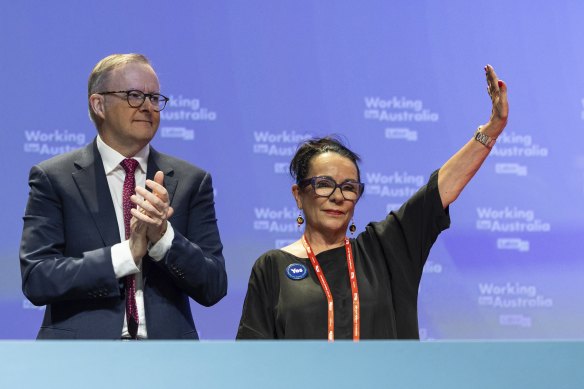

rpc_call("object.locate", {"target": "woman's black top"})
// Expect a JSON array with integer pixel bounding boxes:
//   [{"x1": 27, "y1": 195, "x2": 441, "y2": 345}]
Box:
[{"x1": 237, "y1": 170, "x2": 450, "y2": 339}]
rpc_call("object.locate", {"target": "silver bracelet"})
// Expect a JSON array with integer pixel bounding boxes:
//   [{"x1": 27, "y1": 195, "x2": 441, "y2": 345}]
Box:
[{"x1": 474, "y1": 126, "x2": 496, "y2": 149}]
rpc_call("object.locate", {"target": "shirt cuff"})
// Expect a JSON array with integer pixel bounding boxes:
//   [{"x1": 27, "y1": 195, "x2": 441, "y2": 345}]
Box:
[
  {"x1": 111, "y1": 241, "x2": 141, "y2": 278},
  {"x1": 148, "y1": 222, "x2": 174, "y2": 262}
]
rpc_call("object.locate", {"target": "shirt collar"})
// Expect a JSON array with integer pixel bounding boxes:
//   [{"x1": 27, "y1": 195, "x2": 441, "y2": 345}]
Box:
[{"x1": 96, "y1": 135, "x2": 149, "y2": 175}]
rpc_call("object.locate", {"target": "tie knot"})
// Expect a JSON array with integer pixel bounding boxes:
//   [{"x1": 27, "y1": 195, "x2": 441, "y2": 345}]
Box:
[{"x1": 120, "y1": 158, "x2": 139, "y2": 174}]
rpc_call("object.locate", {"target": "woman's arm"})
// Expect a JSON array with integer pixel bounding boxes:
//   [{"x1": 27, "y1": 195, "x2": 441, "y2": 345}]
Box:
[{"x1": 438, "y1": 64, "x2": 509, "y2": 208}]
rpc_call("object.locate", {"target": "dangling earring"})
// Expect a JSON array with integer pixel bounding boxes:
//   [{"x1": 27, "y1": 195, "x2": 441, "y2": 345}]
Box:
[
  {"x1": 297, "y1": 213, "x2": 304, "y2": 227},
  {"x1": 349, "y1": 219, "x2": 356, "y2": 235}
]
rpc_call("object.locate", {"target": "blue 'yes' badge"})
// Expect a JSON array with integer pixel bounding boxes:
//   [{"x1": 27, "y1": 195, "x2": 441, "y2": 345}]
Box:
[{"x1": 286, "y1": 263, "x2": 308, "y2": 280}]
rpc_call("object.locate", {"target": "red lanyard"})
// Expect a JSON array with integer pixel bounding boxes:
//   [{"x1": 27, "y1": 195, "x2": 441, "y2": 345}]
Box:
[{"x1": 301, "y1": 235, "x2": 360, "y2": 342}]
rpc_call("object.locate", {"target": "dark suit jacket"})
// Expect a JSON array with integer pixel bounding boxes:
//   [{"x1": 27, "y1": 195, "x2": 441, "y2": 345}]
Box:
[{"x1": 19, "y1": 139, "x2": 227, "y2": 339}]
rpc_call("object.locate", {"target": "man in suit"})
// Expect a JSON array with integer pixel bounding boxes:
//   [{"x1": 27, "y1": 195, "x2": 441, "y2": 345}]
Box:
[{"x1": 19, "y1": 53, "x2": 227, "y2": 339}]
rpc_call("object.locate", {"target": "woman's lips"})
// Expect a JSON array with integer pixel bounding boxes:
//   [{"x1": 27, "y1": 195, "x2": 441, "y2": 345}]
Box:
[{"x1": 324, "y1": 210, "x2": 344, "y2": 216}]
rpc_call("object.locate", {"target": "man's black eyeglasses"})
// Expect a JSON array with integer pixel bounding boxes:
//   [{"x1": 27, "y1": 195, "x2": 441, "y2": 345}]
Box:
[{"x1": 97, "y1": 90, "x2": 169, "y2": 111}]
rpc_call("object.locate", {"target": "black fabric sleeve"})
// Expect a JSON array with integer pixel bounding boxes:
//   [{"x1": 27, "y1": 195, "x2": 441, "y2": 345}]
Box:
[
  {"x1": 369, "y1": 169, "x2": 450, "y2": 274},
  {"x1": 236, "y1": 254, "x2": 277, "y2": 339},
  {"x1": 355, "y1": 169, "x2": 450, "y2": 338}
]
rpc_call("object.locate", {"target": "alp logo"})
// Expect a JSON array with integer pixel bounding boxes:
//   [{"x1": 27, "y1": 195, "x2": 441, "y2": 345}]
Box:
[{"x1": 285, "y1": 263, "x2": 308, "y2": 280}]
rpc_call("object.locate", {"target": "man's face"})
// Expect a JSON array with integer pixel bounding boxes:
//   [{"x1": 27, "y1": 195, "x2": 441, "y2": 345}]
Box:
[{"x1": 99, "y1": 62, "x2": 161, "y2": 155}]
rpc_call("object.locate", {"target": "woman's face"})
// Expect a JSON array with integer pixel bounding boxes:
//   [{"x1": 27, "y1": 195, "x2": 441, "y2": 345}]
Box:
[{"x1": 293, "y1": 152, "x2": 360, "y2": 238}]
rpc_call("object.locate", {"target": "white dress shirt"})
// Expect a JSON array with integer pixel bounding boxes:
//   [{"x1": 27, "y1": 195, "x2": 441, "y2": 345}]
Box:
[{"x1": 96, "y1": 136, "x2": 174, "y2": 339}]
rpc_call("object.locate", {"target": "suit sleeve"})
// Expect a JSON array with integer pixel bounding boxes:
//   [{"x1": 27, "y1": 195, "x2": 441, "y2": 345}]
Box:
[
  {"x1": 156, "y1": 171, "x2": 227, "y2": 307},
  {"x1": 19, "y1": 165, "x2": 121, "y2": 306}
]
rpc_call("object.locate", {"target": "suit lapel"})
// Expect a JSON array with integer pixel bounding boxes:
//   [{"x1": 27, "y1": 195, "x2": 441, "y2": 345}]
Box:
[
  {"x1": 71, "y1": 140, "x2": 120, "y2": 247},
  {"x1": 147, "y1": 147, "x2": 178, "y2": 206}
]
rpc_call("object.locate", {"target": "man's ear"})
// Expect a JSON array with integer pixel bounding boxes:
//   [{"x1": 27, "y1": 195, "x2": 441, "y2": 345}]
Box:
[{"x1": 89, "y1": 94, "x2": 106, "y2": 120}]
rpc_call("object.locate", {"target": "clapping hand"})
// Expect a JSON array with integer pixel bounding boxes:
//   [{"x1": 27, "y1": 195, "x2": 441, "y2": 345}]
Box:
[{"x1": 131, "y1": 171, "x2": 174, "y2": 245}]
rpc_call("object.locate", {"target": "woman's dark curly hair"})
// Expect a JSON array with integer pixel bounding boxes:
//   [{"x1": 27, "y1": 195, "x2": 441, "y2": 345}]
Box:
[{"x1": 289, "y1": 136, "x2": 361, "y2": 184}]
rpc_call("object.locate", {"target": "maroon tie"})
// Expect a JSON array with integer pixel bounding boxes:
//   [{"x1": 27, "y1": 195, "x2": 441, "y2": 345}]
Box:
[{"x1": 120, "y1": 158, "x2": 139, "y2": 339}]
